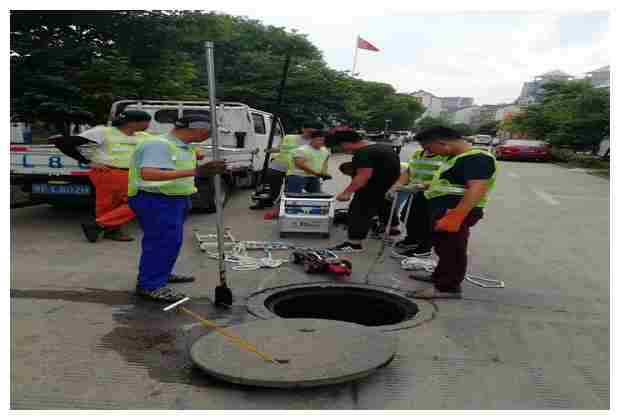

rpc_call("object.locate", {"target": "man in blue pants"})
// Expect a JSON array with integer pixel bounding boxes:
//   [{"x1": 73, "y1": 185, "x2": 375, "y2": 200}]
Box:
[{"x1": 128, "y1": 115, "x2": 226, "y2": 302}]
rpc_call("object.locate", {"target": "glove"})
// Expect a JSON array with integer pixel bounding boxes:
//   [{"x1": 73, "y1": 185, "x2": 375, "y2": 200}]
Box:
[
  {"x1": 320, "y1": 174, "x2": 333, "y2": 181},
  {"x1": 385, "y1": 190, "x2": 396, "y2": 200},
  {"x1": 435, "y1": 209, "x2": 468, "y2": 233}
]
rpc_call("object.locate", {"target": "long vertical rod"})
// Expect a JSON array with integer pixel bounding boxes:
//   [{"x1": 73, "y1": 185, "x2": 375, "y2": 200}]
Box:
[
  {"x1": 352, "y1": 35, "x2": 359, "y2": 76},
  {"x1": 258, "y1": 53, "x2": 292, "y2": 187},
  {"x1": 205, "y1": 41, "x2": 227, "y2": 287}
]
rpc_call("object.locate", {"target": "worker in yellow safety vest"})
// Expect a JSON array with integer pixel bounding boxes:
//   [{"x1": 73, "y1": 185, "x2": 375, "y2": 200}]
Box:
[
  {"x1": 251, "y1": 123, "x2": 322, "y2": 210},
  {"x1": 286, "y1": 130, "x2": 331, "y2": 193},
  {"x1": 390, "y1": 143, "x2": 448, "y2": 258},
  {"x1": 128, "y1": 115, "x2": 226, "y2": 303},
  {"x1": 405, "y1": 126, "x2": 498, "y2": 300}
]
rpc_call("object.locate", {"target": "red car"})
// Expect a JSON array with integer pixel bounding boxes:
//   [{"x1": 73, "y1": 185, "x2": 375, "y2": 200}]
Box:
[{"x1": 494, "y1": 140, "x2": 552, "y2": 162}]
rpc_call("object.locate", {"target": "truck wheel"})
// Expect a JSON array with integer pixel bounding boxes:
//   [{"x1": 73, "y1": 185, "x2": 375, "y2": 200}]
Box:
[{"x1": 191, "y1": 176, "x2": 229, "y2": 213}]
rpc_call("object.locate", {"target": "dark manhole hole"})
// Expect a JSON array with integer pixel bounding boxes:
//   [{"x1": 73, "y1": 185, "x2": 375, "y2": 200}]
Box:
[{"x1": 263, "y1": 285, "x2": 419, "y2": 327}]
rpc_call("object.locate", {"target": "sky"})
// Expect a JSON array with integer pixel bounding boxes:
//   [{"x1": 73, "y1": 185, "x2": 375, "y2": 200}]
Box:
[{"x1": 195, "y1": 2, "x2": 610, "y2": 106}]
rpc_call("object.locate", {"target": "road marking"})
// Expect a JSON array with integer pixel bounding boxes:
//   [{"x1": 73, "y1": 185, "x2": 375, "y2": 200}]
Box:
[
  {"x1": 551, "y1": 195, "x2": 609, "y2": 201},
  {"x1": 507, "y1": 172, "x2": 520, "y2": 179},
  {"x1": 566, "y1": 168, "x2": 609, "y2": 173},
  {"x1": 532, "y1": 189, "x2": 559, "y2": 206}
]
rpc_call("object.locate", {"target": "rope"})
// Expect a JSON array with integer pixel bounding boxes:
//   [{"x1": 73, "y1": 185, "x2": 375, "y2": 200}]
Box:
[
  {"x1": 206, "y1": 242, "x2": 287, "y2": 271},
  {"x1": 400, "y1": 256, "x2": 505, "y2": 288}
]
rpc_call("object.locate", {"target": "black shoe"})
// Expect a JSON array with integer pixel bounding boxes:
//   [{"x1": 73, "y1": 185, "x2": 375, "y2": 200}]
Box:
[
  {"x1": 81, "y1": 223, "x2": 103, "y2": 243},
  {"x1": 408, "y1": 271, "x2": 436, "y2": 283},
  {"x1": 168, "y1": 274, "x2": 196, "y2": 283},
  {"x1": 329, "y1": 241, "x2": 364, "y2": 253},
  {"x1": 394, "y1": 238, "x2": 419, "y2": 250},
  {"x1": 391, "y1": 245, "x2": 432, "y2": 259},
  {"x1": 135, "y1": 286, "x2": 187, "y2": 303}
]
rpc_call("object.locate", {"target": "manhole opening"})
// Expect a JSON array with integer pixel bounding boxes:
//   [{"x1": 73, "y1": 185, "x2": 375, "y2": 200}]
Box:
[{"x1": 264, "y1": 286, "x2": 418, "y2": 327}]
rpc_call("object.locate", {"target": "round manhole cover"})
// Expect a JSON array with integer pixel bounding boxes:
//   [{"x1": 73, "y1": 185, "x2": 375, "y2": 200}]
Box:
[{"x1": 190, "y1": 318, "x2": 397, "y2": 388}]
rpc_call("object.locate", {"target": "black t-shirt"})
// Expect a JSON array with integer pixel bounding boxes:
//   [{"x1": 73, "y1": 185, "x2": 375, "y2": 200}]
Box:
[
  {"x1": 429, "y1": 153, "x2": 496, "y2": 212},
  {"x1": 352, "y1": 144, "x2": 401, "y2": 195}
]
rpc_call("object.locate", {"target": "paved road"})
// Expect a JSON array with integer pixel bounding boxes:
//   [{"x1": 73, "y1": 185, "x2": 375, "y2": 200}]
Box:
[{"x1": 10, "y1": 143, "x2": 609, "y2": 409}]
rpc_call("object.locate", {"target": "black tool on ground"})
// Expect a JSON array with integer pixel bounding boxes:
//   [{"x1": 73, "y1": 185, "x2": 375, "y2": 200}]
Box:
[
  {"x1": 250, "y1": 53, "x2": 292, "y2": 208},
  {"x1": 205, "y1": 41, "x2": 233, "y2": 308}
]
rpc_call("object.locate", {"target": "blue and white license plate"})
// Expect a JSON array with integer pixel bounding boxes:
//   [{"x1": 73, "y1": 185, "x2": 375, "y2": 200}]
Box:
[{"x1": 32, "y1": 183, "x2": 91, "y2": 195}]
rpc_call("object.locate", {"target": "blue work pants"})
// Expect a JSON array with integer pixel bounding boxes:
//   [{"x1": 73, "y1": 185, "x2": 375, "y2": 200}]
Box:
[{"x1": 128, "y1": 191, "x2": 190, "y2": 291}]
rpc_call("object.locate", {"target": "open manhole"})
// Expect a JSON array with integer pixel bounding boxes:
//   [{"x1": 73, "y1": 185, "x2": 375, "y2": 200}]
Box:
[{"x1": 247, "y1": 283, "x2": 433, "y2": 331}]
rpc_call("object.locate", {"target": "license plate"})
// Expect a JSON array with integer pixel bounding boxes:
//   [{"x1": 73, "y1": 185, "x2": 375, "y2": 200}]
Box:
[{"x1": 32, "y1": 183, "x2": 91, "y2": 195}]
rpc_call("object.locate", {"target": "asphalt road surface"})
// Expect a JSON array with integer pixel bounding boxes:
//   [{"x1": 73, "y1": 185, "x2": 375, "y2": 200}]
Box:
[{"x1": 10, "y1": 142, "x2": 609, "y2": 409}]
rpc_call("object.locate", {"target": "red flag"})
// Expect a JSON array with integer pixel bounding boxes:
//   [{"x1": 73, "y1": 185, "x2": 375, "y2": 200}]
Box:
[{"x1": 357, "y1": 36, "x2": 379, "y2": 52}]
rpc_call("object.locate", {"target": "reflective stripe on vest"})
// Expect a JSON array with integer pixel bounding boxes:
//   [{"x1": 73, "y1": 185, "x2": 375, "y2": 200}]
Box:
[
  {"x1": 290, "y1": 145, "x2": 329, "y2": 176},
  {"x1": 424, "y1": 148, "x2": 498, "y2": 208},
  {"x1": 91, "y1": 127, "x2": 141, "y2": 169},
  {"x1": 408, "y1": 150, "x2": 446, "y2": 182},
  {"x1": 128, "y1": 138, "x2": 197, "y2": 197}
]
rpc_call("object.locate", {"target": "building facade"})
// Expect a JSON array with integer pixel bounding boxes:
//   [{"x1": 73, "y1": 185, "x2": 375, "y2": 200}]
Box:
[
  {"x1": 440, "y1": 97, "x2": 475, "y2": 114},
  {"x1": 517, "y1": 69, "x2": 575, "y2": 104},
  {"x1": 584, "y1": 65, "x2": 610, "y2": 89},
  {"x1": 410, "y1": 90, "x2": 443, "y2": 119},
  {"x1": 451, "y1": 106, "x2": 480, "y2": 126}
]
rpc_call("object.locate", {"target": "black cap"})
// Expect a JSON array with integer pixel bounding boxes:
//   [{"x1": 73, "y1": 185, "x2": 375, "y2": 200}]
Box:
[
  {"x1": 414, "y1": 126, "x2": 463, "y2": 143},
  {"x1": 112, "y1": 110, "x2": 152, "y2": 126},
  {"x1": 174, "y1": 114, "x2": 211, "y2": 129}
]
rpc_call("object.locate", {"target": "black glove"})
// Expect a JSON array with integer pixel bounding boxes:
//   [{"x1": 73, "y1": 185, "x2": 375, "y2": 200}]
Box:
[{"x1": 320, "y1": 174, "x2": 333, "y2": 181}]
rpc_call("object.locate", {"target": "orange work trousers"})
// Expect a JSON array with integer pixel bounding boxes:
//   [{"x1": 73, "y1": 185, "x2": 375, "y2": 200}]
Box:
[{"x1": 88, "y1": 167, "x2": 135, "y2": 230}]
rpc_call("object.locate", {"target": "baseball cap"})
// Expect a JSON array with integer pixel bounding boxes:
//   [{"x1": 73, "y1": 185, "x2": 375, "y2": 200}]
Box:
[{"x1": 112, "y1": 110, "x2": 152, "y2": 126}]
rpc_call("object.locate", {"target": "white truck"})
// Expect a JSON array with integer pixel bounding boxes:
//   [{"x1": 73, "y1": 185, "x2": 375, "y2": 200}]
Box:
[{"x1": 10, "y1": 99, "x2": 284, "y2": 212}]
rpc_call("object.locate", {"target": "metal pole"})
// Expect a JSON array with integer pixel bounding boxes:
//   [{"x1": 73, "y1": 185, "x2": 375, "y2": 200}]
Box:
[
  {"x1": 205, "y1": 41, "x2": 227, "y2": 288},
  {"x1": 258, "y1": 53, "x2": 292, "y2": 187},
  {"x1": 352, "y1": 35, "x2": 359, "y2": 76}
]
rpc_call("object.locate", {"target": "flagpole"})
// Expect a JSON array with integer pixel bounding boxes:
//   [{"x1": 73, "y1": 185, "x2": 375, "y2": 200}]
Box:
[{"x1": 352, "y1": 35, "x2": 359, "y2": 76}]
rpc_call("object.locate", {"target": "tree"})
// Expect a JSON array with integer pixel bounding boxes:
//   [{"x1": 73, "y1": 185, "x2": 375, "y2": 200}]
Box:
[
  {"x1": 10, "y1": 10, "x2": 426, "y2": 135},
  {"x1": 500, "y1": 80, "x2": 609, "y2": 150}
]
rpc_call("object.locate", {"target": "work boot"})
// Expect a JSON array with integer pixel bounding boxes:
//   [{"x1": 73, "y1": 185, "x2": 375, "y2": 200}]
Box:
[
  {"x1": 81, "y1": 223, "x2": 104, "y2": 243},
  {"x1": 103, "y1": 229, "x2": 134, "y2": 242}
]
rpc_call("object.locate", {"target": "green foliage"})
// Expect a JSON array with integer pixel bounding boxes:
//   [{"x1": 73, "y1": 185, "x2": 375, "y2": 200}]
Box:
[
  {"x1": 10, "y1": 10, "x2": 424, "y2": 135},
  {"x1": 502, "y1": 80, "x2": 609, "y2": 150}
]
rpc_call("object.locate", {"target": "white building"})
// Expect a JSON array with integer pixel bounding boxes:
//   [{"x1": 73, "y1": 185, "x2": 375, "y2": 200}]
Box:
[
  {"x1": 410, "y1": 90, "x2": 442, "y2": 119},
  {"x1": 451, "y1": 106, "x2": 480, "y2": 126},
  {"x1": 584, "y1": 65, "x2": 610, "y2": 89}
]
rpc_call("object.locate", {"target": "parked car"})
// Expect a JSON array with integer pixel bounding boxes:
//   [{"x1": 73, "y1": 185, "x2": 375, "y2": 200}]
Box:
[
  {"x1": 494, "y1": 139, "x2": 552, "y2": 162},
  {"x1": 473, "y1": 134, "x2": 493, "y2": 145}
]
